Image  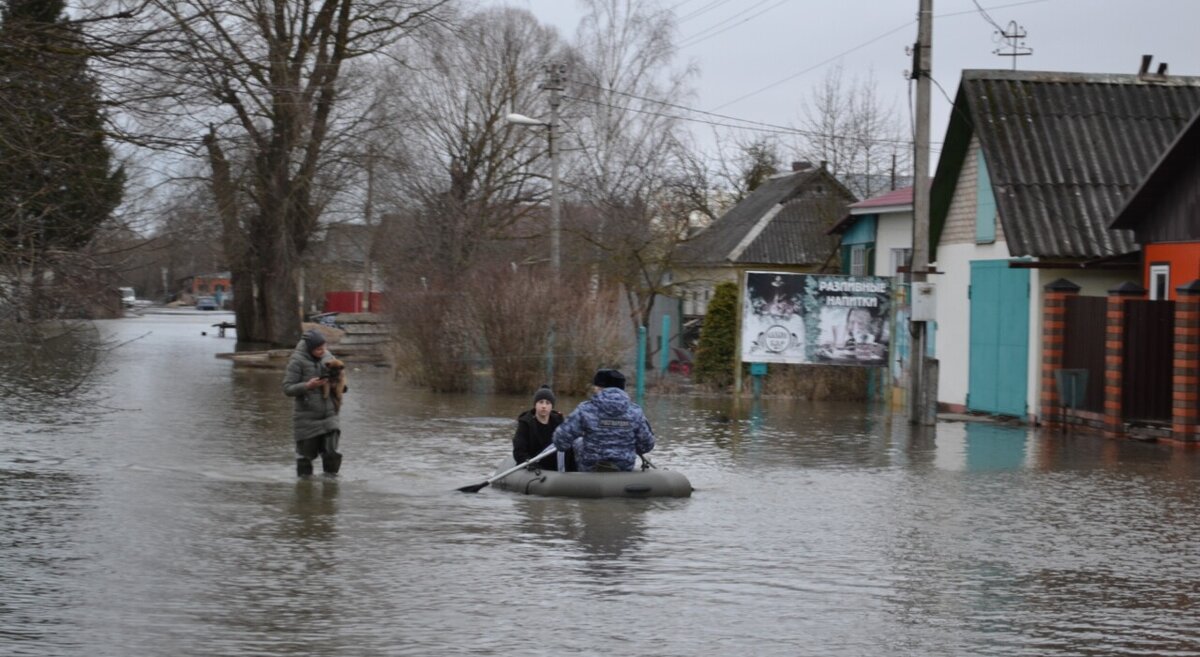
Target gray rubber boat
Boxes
[489,459,693,498]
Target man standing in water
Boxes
[552,369,654,472]
[282,329,343,477]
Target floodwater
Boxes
[3,313,1200,657]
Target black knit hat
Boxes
[302,329,326,353]
[592,368,626,390]
[532,384,556,406]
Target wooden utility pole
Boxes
[909,0,934,425]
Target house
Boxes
[1109,106,1200,298]
[928,67,1200,421]
[673,162,855,320]
[829,186,915,405]
[181,272,232,304]
[306,223,384,313]
[829,186,914,277]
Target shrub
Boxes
[694,281,738,388]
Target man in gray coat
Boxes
[282,329,343,477]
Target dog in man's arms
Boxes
[321,358,348,413]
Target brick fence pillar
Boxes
[1172,280,1200,442]
[1040,278,1081,427]
[1105,282,1146,438]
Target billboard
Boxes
[742,271,891,366]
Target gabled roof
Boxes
[829,186,914,235]
[677,167,853,266]
[930,69,1200,260]
[1111,105,1200,230]
[848,186,913,212]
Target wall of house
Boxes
[1145,242,1200,299]
[874,211,914,276]
[939,137,1007,248]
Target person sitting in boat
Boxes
[552,369,654,472]
[513,385,576,472]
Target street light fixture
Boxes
[506,111,560,275]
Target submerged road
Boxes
[3,313,1199,656]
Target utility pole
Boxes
[544,63,565,275]
[909,0,934,425]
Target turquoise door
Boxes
[968,260,1029,417]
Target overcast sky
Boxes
[481,0,1199,177]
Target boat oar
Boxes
[457,445,556,493]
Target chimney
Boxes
[791,161,812,172]
[1138,55,1169,81]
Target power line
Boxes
[563,92,921,148]
[678,0,789,49]
[970,0,1005,32]
[711,20,914,110]
[677,0,737,23]
[710,0,1050,111]
[569,77,925,146]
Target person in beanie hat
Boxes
[282,328,344,477]
[552,368,654,472]
[513,385,575,472]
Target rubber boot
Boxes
[297,458,314,478]
[322,453,342,476]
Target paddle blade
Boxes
[456,481,490,493]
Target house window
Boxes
[976,150,997,244]
[890,248,912,277]
[850,245,867,276]
[1149,264,1170,300]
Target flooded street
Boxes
[3,313,1200,656]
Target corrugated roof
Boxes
[848,186,914,210]
[961,69,1200,258]
[678,167,851,265]
[1111,105,1200,230]
[735,197,843,265]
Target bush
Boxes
[384,281,475,392]
[694,281,738,388]
[466,265,555,395]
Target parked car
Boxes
[195,296,219,310]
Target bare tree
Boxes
[375,5,566,278]
[563,0,697,334]
[96,0,447,347]
[796,65,910,199]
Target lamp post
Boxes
[507,92,562,387]
[506,109,560,275]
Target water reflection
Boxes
[513,497,649,572]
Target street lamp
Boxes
[506,112,560,275]
[507,110,562,388]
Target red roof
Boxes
[847,186,913,210]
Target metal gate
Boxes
[1122,299,1174,422]
[968,260,1030,417]
[1062,296,1106,413]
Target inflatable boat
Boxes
[489,458,693,498]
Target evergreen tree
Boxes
[694,281,738,388]
[0,0,124,274]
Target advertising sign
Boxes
[742,271,891,366]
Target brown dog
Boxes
[321,358,347,413]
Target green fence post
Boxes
[636,325,647,405]
[660,315,671,374]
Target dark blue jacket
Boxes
[552,388,654,471]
